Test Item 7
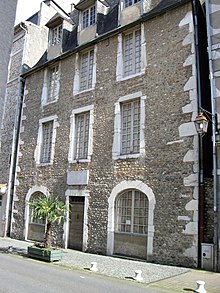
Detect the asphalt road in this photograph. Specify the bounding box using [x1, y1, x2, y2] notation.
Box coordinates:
[0, 253, 169, 293]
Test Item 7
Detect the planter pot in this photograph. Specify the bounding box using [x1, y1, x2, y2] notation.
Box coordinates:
[28, 246, 62, 262]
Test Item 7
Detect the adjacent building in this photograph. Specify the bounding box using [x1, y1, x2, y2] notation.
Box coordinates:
[0, 0, 18, 237]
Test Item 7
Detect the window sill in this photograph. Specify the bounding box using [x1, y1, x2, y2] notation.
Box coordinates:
[74, 87, 95, 96]
[112, 153, 141, 160]
[115, 231, 147, 237]
[116, 70, 145, 82]
[42, 99, 58, 106]
[36, 162, 53, 167]
[68, 158, 91, 164]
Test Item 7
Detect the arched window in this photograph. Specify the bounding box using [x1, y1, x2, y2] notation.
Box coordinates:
[116, 190, 148, 234]
[29, 192, 46, 225]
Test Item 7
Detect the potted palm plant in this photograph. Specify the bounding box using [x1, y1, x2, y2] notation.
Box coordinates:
[27, 195, 66, 262]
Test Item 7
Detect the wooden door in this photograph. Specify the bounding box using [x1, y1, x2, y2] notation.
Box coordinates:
[68, 196, 84, 250]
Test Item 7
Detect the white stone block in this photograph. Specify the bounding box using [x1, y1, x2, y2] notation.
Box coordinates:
[185, 199, 198, 211]
[179, 122, 197, 137]
[179, 11, 192, 27]
[183, 174, 198, 187]
[184, 222, 198, 235]
[183, 150, 196, 162]
[184, 76, 196, 91]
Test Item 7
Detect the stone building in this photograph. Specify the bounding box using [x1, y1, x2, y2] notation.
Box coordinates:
[0, 0, 71, 237]
[0, 0, 17, 236]
[5, 0, 217, 269]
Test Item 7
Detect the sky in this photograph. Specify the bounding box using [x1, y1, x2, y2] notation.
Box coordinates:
[15, 0, 74, 25]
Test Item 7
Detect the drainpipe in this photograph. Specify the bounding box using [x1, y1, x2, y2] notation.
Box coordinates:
[4, 23, 27, 236]
[192, 0, 204, 269]
[205, 0, 218, 272]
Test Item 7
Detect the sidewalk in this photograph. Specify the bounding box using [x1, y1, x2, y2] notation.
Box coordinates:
[0, 237, 219, 292]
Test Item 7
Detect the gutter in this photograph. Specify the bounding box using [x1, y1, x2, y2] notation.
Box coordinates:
[21, 0, 191, 78]
[192, 0, 204, 269]
[205, 0, 218, 272]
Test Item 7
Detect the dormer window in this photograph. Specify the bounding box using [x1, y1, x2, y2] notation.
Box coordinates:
[50, 24, 62, 46]
[124, 0, 141, 8]
[82, 5, 96, 29]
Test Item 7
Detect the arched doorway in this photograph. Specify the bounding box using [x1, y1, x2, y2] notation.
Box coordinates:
[114, 189, 148, 259]
[107, 180, 156, 260]
[27, 192, 46, 242]
[24, 186, 49, 241]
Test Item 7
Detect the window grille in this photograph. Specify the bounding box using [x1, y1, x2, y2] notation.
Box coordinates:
[80, 50, 94, 91]
[74, 112, 90, 160]
[123, 29, 141, 77]
[50, 24, 62, 46]
[48, 65, 59, 102]
[40, 121, 53, 163]
[116, 190, 148, 234]
[121, 99, 140, 155]
[82, 5, 96, 29]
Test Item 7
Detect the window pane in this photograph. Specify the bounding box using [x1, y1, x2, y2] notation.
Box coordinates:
[83, 9, 89, 28]
[90, 6, 96, 25]
[80, 50, 94, 91]
[40, 121, 53, 163]
[74, 112, 90, 160]
[51, 25, 62, 45]
[124, 0, 133, 8]
[123, 29, 141, 77]
[121, 100, 140, 154]
[48, 65, 59, 102]
[116, 190, 148, 235]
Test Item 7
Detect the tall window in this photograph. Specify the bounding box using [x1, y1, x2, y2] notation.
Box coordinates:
[124, 0, 141, 8]
[48, 65, 59, 102]
[40, 121, 53, 164]
[123, 29, 141, 77]
[0, 195, 2, 207]
[69, 105, 94, 163]
[82, 5, 96, 29]
[121, 99, 140, 155]
[116, 190, 148, 234]
[50, 24, 62, 46]
[74, 112, 90, 160]
[80, 50, 94, 91]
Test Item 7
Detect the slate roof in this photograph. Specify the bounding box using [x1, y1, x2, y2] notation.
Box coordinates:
[24, 0, 191, 75]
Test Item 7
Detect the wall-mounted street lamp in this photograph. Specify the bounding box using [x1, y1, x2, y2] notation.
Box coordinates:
[194, 112, 209, 135]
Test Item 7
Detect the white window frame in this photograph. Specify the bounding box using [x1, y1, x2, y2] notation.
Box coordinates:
[68, 105, 94, 163]
[124, 0, 141, 8]
[35, 115, 59, 166]
[41, 63, 61, 106]
[116, 24, 146, 81]
[81, 5, 96, 29]
[49, 24, 63, 46]
[73, 46, 97, 95]
[112, 91, 146, 160]
[116, 189, 148, 235]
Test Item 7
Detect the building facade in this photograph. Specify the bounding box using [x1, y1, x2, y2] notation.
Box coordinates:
[0, 0, 71, 237]
[8, 0, 205, 268]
